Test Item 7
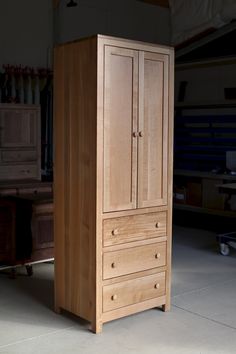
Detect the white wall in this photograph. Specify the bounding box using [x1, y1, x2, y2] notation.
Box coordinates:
[56, 0, 171, 45]
[0, 0, 53, 68]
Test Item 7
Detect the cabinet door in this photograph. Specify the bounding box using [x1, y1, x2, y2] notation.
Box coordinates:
[0, 107, 38, 148]
[138, 52, 169, 208]
[103, 46, 138, 212]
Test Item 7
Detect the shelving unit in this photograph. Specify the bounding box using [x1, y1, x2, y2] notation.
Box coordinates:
[175, 100, 236, 109]
[174, 170, 236, 216]
[174, 101, 236, 218]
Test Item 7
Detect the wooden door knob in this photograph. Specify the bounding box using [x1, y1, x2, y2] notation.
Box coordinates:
[111, 294, 117, 301]
[132, 132, 138, 138]
[139, 131, 144, 137]
[155, 222, 160, 228]
[111, 262, 116, 268]
[154, 283, 160, 289]
[155, 253, 161, 259]
[111, 229, 118, 236]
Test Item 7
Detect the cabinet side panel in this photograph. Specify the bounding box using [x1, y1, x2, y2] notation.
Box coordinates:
[54, 46, 66, 312]
[165, 49, 174, 311]
[54, 38, 97, 322]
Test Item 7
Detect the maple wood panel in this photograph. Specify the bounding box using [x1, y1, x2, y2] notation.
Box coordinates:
[138, 52, 169, 208]
[54, 37, 97, 322]
[103, 46, 138, 212]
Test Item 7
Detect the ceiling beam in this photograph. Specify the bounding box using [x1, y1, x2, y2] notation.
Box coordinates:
[139, 0, 169, 8]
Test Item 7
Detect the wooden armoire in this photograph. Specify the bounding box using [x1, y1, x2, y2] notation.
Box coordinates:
[54, 35, 174, 333]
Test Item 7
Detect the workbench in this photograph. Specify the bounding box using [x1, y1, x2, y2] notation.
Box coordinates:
[0, 180, 54, 275]
[217, 183, 236, 255]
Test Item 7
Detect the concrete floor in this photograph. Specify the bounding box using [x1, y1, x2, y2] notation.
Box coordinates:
[0, 225, 236, 354]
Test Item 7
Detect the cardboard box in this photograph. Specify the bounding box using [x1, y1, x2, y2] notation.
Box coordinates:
[174, 186, 186, 204]
[186, 182, 202, 207]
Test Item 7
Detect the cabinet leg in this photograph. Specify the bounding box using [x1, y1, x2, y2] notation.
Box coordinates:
[26, 265, 33, 276]
[54, 305, 62, 314]
[91, 320, 103, 334]
[9, 267, 17, 279]
[162, 303, 170, 312]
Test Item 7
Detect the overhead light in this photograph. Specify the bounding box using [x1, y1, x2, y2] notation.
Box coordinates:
[67, 0, 77, 7]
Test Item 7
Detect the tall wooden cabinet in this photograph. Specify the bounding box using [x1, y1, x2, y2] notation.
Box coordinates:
[54, 35, 174, 333]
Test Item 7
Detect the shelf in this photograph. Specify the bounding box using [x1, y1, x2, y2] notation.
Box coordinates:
[174, 169, 236, 181]
[138, 0, 169, 7]
[218, 183, 236, 194]
[174, 203, 236, 218]
[0, 258, 54, 271]
[175, 101, 236, 109]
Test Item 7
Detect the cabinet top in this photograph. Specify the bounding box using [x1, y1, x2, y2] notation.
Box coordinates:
[55, 34, 174, 55]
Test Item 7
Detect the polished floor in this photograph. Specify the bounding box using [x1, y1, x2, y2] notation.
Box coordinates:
[0, 226, 236, 354]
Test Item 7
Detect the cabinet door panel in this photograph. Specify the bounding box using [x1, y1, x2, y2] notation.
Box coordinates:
[103, 46, 138, 212]
[138, 52, 169, 208]
[0, 108, 38, 148]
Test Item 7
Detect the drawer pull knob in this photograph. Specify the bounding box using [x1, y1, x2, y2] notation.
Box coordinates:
[111, 294, 117, 301]
[154, 283, 160, 289]
[155, 253, 161, 259]
[139, 131, 144, 137]
[132, 132, 138, 138]
[111, 262, 116, 268]
[111, 229, 118, 236]
[155, 222, 160, 228]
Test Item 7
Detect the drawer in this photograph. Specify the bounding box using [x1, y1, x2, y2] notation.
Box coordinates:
[1, 150, 37, 163]
[103, 242, 166, 279]
[103, 272, 166, 312]
[103, 212, 167, 247]
[0, 164, 40, 180]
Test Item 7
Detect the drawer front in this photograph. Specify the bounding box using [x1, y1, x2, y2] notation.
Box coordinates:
[103, 272, 166, 312]
[103, 212, 167, 247]
[0, 164, 40, 180]
[103, 242, 166, 279]
[1, 150, 37, 163]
